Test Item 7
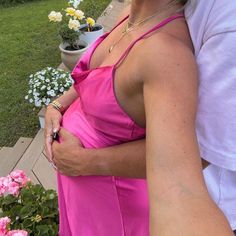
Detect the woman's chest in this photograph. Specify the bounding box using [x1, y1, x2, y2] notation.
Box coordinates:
[76, 28, 147, 127]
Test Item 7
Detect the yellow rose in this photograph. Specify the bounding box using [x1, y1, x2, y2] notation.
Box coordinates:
[86, 17, 95, 27]
[74, 10, 85, 20]
[68, 19, 80, 31]
[65, 7, 76, 17]
[48, 11, 62, 22]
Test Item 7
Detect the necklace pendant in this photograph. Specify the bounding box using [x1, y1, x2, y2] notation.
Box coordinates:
[122, 28, 127, 34]
[109, 45, 113, 53]
[122, 23, 130, 34]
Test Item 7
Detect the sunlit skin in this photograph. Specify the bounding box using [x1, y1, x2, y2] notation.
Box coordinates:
[44, 0, 234, 235]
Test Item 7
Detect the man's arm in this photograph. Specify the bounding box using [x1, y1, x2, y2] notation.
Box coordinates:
[52, 129, 146, 178]
[81, 139, 146, 178]
[143, 36, 233, 235]
[52, 129, 210, 178]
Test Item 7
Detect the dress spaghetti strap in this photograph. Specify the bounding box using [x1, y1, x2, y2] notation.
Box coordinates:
[109, 15, 129, 33]
[114, 14, 184, 67]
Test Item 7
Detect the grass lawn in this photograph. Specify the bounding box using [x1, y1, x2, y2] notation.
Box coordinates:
[0, 0, 110, 146]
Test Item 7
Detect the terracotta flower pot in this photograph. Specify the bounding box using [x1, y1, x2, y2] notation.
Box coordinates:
[59, 40, 88, 71]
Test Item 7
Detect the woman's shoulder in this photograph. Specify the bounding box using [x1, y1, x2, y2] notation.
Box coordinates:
[144, 31, 194, 57]
[136, 32, 198, 84]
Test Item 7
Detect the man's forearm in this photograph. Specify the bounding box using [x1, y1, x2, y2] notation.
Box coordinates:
[83, 139, 146, 178]
[76, 138, 210, 178]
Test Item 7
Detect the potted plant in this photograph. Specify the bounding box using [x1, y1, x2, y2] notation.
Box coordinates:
[58, 23, 88, 70]
[0, 170, 59, 235]
[25, 67, 73, 128]
[48, 0, 89, 70]
[79, 17, 104, 45]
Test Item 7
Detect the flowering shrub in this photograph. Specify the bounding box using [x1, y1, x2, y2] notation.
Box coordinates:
[0, 170, 58, 236]
[48, 0, 96, 49]
[0, 217, 28, 236]
[25, 67, 73, 107]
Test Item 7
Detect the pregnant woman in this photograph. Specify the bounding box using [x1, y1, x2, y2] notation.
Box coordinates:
[44, 0, 234, 235]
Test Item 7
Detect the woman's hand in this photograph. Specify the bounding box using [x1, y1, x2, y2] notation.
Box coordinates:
[44, 106, 62, 162]
[52, 128, 88, 176]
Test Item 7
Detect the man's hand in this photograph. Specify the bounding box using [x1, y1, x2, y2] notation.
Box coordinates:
[52, 128, 89, 176]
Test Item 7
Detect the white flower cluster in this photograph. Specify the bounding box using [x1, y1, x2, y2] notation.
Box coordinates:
[68, 0, 83, 9]
[25, 67, 73, 107]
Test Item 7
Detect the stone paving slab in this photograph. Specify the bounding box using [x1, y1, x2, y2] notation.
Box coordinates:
[0, 138, 33, 177]
[0, 147, 13, 176]
[97, 0, 130, 32]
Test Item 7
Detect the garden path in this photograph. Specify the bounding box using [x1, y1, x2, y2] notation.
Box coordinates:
[0, 0, 129, 190]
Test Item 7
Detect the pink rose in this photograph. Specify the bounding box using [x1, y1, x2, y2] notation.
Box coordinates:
[7, 182, 20, 197]
[7, 230, 28, 236]
[0, 217, 11, 235]
[9, 170, 30, 187]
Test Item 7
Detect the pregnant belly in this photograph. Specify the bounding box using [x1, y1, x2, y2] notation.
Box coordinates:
[62, 99, 114, 149]
[59, 99, 149, 236]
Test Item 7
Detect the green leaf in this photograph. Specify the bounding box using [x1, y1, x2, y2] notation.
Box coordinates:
[19, 205, 34, 218]
[36, 225, 51, 236]
[21, 188, 35, 203]
[8, 204, 22, 219]
[2, 195, 18, 205]
[21, 218, 34, 228]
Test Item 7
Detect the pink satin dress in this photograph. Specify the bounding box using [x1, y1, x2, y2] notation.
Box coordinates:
[57, 14, 184, 236]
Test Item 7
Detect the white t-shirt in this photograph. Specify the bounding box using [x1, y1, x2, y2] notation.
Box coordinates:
[186, 0, 236, 170]
[185, 0, 236, 229]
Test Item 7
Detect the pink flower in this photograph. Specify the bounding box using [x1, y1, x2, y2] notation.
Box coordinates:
[7, 230, 28, 236]
[0, 177, 6, 196]
[0, 176, 12, 197]
[0, 176, 12, 187]
[0, 217, 11, 235]
[9, 170, 30, 187]
[7, 182, 20, 197]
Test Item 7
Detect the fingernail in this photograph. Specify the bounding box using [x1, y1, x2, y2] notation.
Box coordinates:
[53, 128, 58, 133]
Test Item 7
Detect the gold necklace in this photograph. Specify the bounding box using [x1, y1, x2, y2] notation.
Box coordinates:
[108, 0, 180, 53]
[108, 26, 136, 53]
